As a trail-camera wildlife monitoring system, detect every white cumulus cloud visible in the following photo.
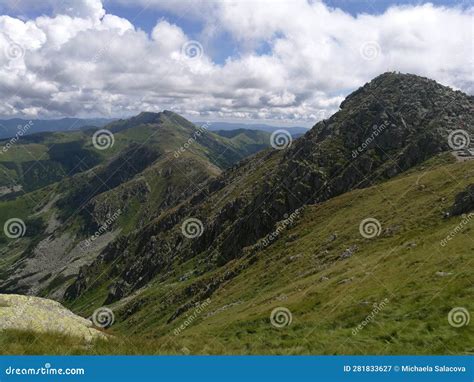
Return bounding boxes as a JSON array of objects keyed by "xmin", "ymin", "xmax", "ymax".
[{"xmin": 0, "ymin": 0, "xmax": 472, "ymax": 124}]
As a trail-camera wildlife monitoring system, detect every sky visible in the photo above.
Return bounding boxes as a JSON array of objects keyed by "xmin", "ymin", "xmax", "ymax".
[{"xmin": 0, "ymin": 0, "xmax": 472, "ymax": 126}]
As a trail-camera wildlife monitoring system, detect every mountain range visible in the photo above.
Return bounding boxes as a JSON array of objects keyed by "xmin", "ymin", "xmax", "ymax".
[
  {"xmin": 0, "ymin": 118, "xmax": 113, "ymax": 140},
  {"xmin": 199, "ymin": 122, "xmax": 310, "ymax": 137},
  {"xmin": 0, "ymin": 72, "xmax": 472, "ymax": 355}
]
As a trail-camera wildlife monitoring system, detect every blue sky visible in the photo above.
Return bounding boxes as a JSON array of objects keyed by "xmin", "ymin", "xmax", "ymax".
[
  {"xmin": 0, "ymin": 0, "xmax": 471, "ymax": 123},
  {"xmin": 1, "ymin": 0, "xmax": 469, "ymax": 65}
]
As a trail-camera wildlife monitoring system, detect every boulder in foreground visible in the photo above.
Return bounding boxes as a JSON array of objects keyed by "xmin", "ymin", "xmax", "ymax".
[{"xmin": 0, "ymin": 294, "xmax": 107, "ymax": 342}]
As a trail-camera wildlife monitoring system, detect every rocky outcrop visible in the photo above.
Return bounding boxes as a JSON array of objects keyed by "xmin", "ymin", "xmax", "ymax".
[
  {"xmin": 449, "ymin": 184, "xmax": 474, "ymax": 216},
  {"xmin": 0, "ymin": 294, "xmax": 107, "ymax": 342}
]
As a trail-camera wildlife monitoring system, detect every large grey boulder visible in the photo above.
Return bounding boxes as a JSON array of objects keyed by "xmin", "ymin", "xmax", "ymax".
[{"xmin": 0, "ymin": 294, "xmax": 107, "ymax": 342}]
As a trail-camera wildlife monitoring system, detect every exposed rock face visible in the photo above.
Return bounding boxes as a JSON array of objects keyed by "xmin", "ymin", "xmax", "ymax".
[
  {"xmin": 0, "ymin": 294, "xmax": 106, "ymax": 342},
  {"xmin": 0, "ymin": 229, "xmax": 120, "ymax": 298},
  {"xmin": 449, "ymin": 184, "xmax": 474, "ymax": 216}
]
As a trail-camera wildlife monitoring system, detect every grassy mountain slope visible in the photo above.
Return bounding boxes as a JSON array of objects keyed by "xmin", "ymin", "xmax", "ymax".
[
  {"xmin": 0, "ymin": 111, "xmax": 270, "ymax": 195},
  {"xmin": 0, "ymin": 131, "xmax": 102, "ymax": 193},
  {"xmin": 0, "ymin": 111, "xmax": 271, "ymax": 297},
  {"xmin": 2, "ymin": 154, "xmax": 472, "ymax": 355}
]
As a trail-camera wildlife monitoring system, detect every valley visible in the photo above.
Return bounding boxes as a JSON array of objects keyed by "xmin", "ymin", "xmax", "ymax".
[{"xmin": 0, "ymin": 73, "xmax": 472, "ymax": 355}]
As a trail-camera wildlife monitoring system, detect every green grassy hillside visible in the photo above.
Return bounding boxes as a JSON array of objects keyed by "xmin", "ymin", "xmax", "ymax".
[{"xmin": 0, "ymin": 111, "xmax": 272, "ymax": 297}]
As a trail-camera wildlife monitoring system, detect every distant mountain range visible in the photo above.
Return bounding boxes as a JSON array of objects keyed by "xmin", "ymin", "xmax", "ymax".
[
  {"xmin": 0, "ymin": 118, "xmax": 309, "ymax": 140},
  {"xmin": 0, "ymin": 117, "xmax": 114, "ymax": 139},
  {"xmin": 197, "ymin": 121, "xmax": 310, "ymax": 137}
]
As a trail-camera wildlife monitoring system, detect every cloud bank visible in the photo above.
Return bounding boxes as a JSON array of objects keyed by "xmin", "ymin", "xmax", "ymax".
[{"xmin": 0, "ymin": 0, "xmax": 472, "ymax": 123}]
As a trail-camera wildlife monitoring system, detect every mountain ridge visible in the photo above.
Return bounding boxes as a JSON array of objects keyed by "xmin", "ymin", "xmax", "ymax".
[{"xmin": 63, "ymin": 72, "xmax": 473, "ymax": 306}]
